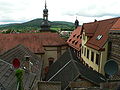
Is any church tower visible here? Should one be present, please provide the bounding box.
[40,1,51,32]
[75,17,79,29]
[43,1,48,20]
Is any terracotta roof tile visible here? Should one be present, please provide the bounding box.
[0,32,67,54]
[67,26,82,51]
[85,17,119,50]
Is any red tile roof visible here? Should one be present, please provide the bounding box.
[83,22,98,36]
[0,32,67,54]
[111,18,120,30]
[85,17,119,50]
[67,26,82,51]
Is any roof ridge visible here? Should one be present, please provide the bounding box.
[83,17,120,24]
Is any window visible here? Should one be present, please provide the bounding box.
[84,48,86,56]
[77,35,80,38]
[73,34,76,37]
[87,49,89,59]
[96,54,100,65]
[80,35,82,39]
[49,61,53,66]
[78,51,81,57]
[72,40,75,44]
[75,41,78,45]
[91,51,94,62]
[69,39,71,42]
[48,57,54,66]
[96,35,103,40]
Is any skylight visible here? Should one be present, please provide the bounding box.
[96,35,103,40]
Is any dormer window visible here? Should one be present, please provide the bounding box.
[96,35,103,40]
[69,39,71,42]
[80,35,82,39]
[73,34,76,37]
[72,40,75,44]
[75,41,78,45]
[77,35,80,38]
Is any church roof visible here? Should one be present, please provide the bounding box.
[0,32,67,54]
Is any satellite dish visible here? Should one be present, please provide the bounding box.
[104,60,119,76]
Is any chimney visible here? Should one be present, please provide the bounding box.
[94,19,97,22]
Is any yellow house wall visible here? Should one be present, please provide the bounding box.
[81,31,108,74]
[81,46,99,71]
[99,42,108,74]
[82,32,88,46]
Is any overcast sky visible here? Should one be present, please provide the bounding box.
[0,0,120,25]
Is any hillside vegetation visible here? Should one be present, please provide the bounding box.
[0,18,74,32]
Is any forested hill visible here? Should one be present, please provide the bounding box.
[0,18,74,31]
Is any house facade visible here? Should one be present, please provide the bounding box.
[67,17,120,75]
[81,18,119,74]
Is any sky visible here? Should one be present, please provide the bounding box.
[0,0,120,25]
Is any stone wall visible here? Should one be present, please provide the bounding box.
[109,30,120,65]
[37,81,61,90]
